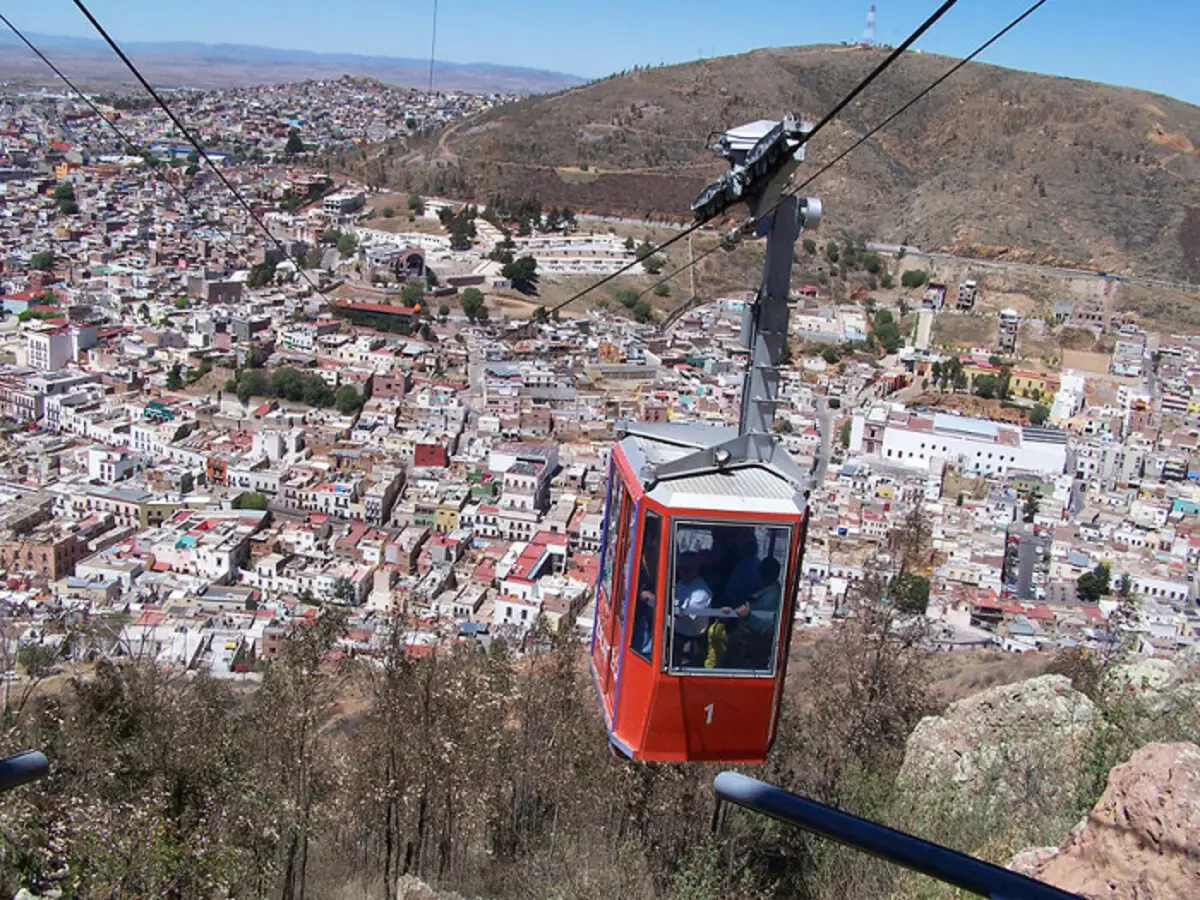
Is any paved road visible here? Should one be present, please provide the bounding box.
[866,243,1200,296]
[1014,527,1050,601]
[813,396,834,485]
[915,308,933,349]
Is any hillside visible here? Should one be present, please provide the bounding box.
[342,45,1200,281]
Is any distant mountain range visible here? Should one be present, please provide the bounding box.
[0,32,584,94]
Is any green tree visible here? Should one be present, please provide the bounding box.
[17,642,59,678]
[437,303,450,319]
[614,289,639,309]
[332,576,356,603]
[802,237,817,255]
[1077,563,1112,603]
[880,272,895,289]
[407,193,425,214]
[502,256,538,292]
[824,241,840,263]
[862,252,882,274]
[890,570,931,614]
[247,260,277,287]
[653,282,670,297]
[285,129,304,155]
[382,207,396,219]
[821,346,840,365]
[460,287,486,321]
[336,232,358,257]
[839,420,852,448]
[334,384,363,416]
[165,363,184,391]
[270,367,304,401]
[236,369,269,404]
[233,491,269,510]
[997,365,1013,401]
[973,374,999,399]
[900,269,928,289]
[641,254,666,275]
[1030,403,1051,426]
[1023,491,1040,524]
[302,376,335,407]
[29,250,55,271]
[401,281,425,306]
[632,300,654,323]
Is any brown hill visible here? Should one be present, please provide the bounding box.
[341,45,1200,281]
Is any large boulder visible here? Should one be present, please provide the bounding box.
[899,674,1096,813]
[1009,742,1200,899]
[1105,655,1200,727]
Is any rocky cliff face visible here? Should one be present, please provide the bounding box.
[1010,742,1200,899]
[899,674,1097,816]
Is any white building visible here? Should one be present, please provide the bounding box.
[851,408,1068,477]
[323,191,365,221]
[86,446,144,483]
[26,330,73,372]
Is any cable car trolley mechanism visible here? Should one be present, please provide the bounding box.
[591,115,823,763]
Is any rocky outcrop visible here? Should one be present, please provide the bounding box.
[1105,655,1200,727]
[1009,742,1200,899]
[899,675,1097,812]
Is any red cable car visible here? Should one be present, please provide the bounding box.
[591,426,810,762]
[590,115,822,763]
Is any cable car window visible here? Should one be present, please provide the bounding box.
[599,475,627,609]
[667,521,791,676]
[614,497,637,627]
[630,511,662,662]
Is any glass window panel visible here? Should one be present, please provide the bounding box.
[599,471,626,611]
[667,521,791,676]
[615,496,637,626]
[629,511,661,662]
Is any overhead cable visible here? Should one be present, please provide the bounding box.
[70,0,331,302]
[640,0,1049,317]
[546,0,962,315]
[0,12,251,263]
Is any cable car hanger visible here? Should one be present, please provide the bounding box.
[620,113,821,494]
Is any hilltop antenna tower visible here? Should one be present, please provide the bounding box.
[861,5,877,46]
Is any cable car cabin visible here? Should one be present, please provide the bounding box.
[590,427,809,763]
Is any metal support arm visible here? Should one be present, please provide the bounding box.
[714,772,1081,900]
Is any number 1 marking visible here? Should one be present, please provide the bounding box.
[704,703,714,725]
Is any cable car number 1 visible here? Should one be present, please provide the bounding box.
[704,703,714,725]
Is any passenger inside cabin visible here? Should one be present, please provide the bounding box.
[731,557,782,670]
[721,528,762,607]
[672,551,712,668]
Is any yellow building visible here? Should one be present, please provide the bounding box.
[1009,369,1060,400]
[959,360,1059,400]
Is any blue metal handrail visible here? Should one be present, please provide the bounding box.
[714,772,1080,899]
[0,751,48,792]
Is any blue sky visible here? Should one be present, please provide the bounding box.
[10,0,1199,104]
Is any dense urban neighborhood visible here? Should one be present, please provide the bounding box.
[0,80,1196,684]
